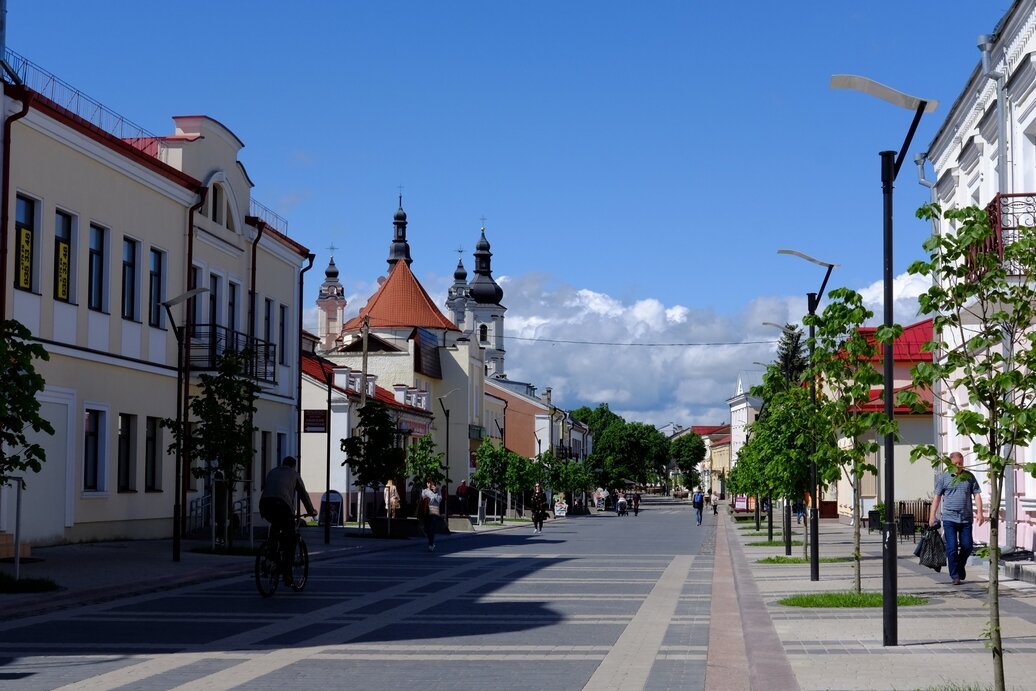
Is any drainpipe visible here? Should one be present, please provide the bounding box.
[1,84,30,322]
[296,252,314,468]
[979,33,1017,552]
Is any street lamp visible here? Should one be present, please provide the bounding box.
[438,388,458,524]
[162,286,208,562]
[779,248,837,583]
[831,73,937,647]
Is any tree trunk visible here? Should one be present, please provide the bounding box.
[988,473,1005,691]
[852,470,861,594]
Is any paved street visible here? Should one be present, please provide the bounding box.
[0,497,715,691]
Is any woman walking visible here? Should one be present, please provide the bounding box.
[420,479,442,552]
[531,483,548,534]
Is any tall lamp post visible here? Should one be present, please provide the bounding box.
[831,74,937,647]
[779,249,837,583]
[162,286,208,562]
[438,388,458,524]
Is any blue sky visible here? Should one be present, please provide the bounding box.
[12,1,1012,427]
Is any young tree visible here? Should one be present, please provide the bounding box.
[341,400,405,489]
[177,350,260,547]
[0,319,54,488]
[806,287,886,592]
[472,439,508,521]
[906,203,1036,691]
[405,434,445,508]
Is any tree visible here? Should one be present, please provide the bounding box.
[671,432,705,490]
[472,439,509,521]
[0,319,54,488]
[175,350,259,547]
[775,324,809,386]
[341,400,405,490]
[571,403,624,439]
[905,203,1036,691]
[405,434,445,493]
[806,287,886,592]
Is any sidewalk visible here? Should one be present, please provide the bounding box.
[710,510,1036,691]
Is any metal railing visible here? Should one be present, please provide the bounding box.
[187,324,277,384]
[248,199,289,236]
[968,192,1036,280]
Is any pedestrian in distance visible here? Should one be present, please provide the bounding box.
[418,479,442,552]
[711,489,719,515]
[259,456,317,583]
[928,451,984,585]
[632,491,641,517]
[692,488,705,526]
[531,482,548,534]
[384,479,400,519]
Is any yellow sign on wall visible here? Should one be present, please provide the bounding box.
[56,240,70,300]
[16,226,32,290]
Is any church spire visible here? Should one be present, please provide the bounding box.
[386,194,412,268]
[469,224,503,305]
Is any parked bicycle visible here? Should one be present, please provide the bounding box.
[255,514,310,597]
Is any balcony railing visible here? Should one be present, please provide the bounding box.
[187,324,277,384]
[969,193,1036,280]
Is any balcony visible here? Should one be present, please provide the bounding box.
[968,193,1036,280]
[187,324,277,384]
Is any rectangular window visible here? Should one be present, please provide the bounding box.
[117,413,136,492]
[84,408,103,491]
[279,304,288,365]
[228,282,239,335]
[145,416,161,491]
[121,238,138,320]
[264,298,273,344]
[88,225,106,312]
[54,210,73,302]
[260,431,271,490]
[15,194,36,292]
[188,266,200,333]
[209,274,221,329]
[148,249,164,327]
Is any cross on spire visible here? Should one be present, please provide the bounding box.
[327,242,338,256]
[480,215,487,228]
[397,185,404,207]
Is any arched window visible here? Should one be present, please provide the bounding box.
[211,184,224,225]
[479,324,488,342]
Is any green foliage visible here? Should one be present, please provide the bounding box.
[590,420,670,489]
[504,451,538,494]
[571,403,624,439]
[405,434,445,487]
[471,439,508,493]
[775,324,809,385]
[0,319,54,488]
[341,401,405,488]
[179,350,259,486]
[671,432,705,488]
[778,592,927,608]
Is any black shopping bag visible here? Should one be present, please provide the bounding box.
[917,526,947,572]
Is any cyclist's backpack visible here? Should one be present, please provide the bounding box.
[693,492,703,507]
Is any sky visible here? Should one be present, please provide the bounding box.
[11,1,1014,428]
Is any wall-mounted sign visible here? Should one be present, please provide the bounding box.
[303,410,327,433]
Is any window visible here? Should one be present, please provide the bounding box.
[188,266,200,333]
[121,238,138,320]
[228,282,239,334]
[209,274,221,330]
[144,416,161,491]
[148,249,164,327]
[211,184,224,225]
[117,413,136,492]
[84,408,105,491]
[54,210,73,302]
[279,304,288,365]
[479,324,488,342]
[264,298,273,344]
[260,431,271,490]
[88,225,107,311]
[15,194,36,292]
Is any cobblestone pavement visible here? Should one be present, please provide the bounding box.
[0,498,715,690]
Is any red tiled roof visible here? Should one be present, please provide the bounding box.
[691,425,729,436]
[300,352,431,415]
[857,319,933,363]
[342,261,458,332]
[853,384,933,414]
[713,435,731,445]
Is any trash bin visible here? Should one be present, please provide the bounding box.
[319,490,343,527]
[868,509,882,534]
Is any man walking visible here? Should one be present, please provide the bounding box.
[928,452,984,586]
[692,488,704,526]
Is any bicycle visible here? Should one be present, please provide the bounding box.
[255,514,310,597]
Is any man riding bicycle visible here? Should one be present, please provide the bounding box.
[259,456,316,583]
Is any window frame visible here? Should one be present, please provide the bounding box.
[279,304,288,366]
[14,194,38,293]
[54,209,76,303]
[144,416,161,492]
[121,237,139,321]
[88,224,108,312]
[83,406,108,493]
[148,248,165,328]
[117,413,136,492]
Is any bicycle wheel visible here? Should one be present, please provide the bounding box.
[290,538,309,591]
[255,539,280,598]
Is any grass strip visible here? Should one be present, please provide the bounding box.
[745,540,803,547]
[778,591,927,607]
[757,556,853,564]
[0,571,60,593]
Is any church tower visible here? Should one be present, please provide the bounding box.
[466,224,506,376]
[386,195,412,268]
[316,255,347,351]
[446,255,471,329]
